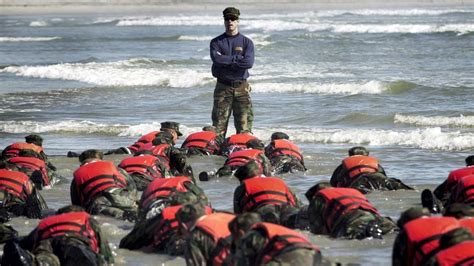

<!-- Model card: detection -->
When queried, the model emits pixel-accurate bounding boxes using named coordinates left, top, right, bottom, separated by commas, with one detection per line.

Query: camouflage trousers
left=212, top=80, right=253, bottom=137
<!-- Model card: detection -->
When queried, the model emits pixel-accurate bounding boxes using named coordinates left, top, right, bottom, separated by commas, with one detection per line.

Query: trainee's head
left=25, top=134, right=43, bottom=147
left=79, top=149, right=103, bottom=164
left=305, top=181, right=332, bottom=201
left=466, top=155, right=474, bottom=166
left=229, top=212, right=261, bottom=242
left=234, top=160, right=262, bottom=181
left=176, top=203, right=208, bottom=231
left=202, top=125, right=217, bottom=132
left=160, top=121, right=182, bottom=144
left=397, top=207, right=430, bottom=228
left=56, top=205, right=85, bottom=214
left=152, top=131, right=175, bottom=145
left=348, top=146, right=369, bottom=156
left=271, top=132, right=289, bottom=141
left=246, top=139, right=264, bottom=150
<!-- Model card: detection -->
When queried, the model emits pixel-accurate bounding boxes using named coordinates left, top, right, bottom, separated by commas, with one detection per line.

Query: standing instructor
left=210, top=7, right=255, bottom=137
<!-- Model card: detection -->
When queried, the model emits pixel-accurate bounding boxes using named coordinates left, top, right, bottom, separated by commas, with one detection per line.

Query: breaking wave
left=2, top=120, right=473, bottom=151
left=395, top=114, right=474, bottom=127
left=0, top=58, right=212, bottom=87
left=0, top=37, right=61, bottom=42
left=252, top=80, right=412, bottom=95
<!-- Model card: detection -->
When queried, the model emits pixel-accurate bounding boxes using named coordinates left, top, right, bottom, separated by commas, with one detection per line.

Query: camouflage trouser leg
left=34, top=239, right=61, bottom=266
left=88, top=192, right=138, bottom=220
left=212, top=81, right=253, bottom=136
left=232, top=81, right=253, bottom=134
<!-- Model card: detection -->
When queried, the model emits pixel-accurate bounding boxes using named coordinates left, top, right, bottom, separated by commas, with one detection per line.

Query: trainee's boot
left=63, top=244, right=98, bottom=266
left=199, top=171, right=216, bottom=181
left=1, top=239, right=33, bottom=266
left=421, top=189, right=442, bottom=214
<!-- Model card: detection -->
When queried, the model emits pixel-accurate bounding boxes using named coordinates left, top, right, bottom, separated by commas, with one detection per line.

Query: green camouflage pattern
left=212, top=81, right=253, bottom=137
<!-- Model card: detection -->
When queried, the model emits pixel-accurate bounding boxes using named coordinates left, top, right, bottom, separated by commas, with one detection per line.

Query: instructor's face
left=224, top=17, right=239, bottom=33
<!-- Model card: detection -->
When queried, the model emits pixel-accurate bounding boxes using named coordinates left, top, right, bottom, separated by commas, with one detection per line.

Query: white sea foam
left=331, top=23, right=474, bottom=35
left=118, top=123, right=202, bottom=138
left=254, top=127, right=474, bottom=151
left=177, top=34, right=271, bottom=46
left=317, top=8, right=472, bottom=17
left=178, top=35, right=214, bottom=41
left=0, top=108, right=42, bottom=114
left=244, top=20, right=474, bottom=34
left=247, top=34, right=273, bottom=46
left=0, top=59, right=212, bottom=87
left=3, top=120, right=472, bottom=151
left=0, top=37, right=60, bottom=42
left=395, top=114, right=474, bottom=127
left=0, top=120, right=127, bottom=134
left=253, top=80, right=387, bottom=95
left=29, top=21, right=48, bottom=27
left=117, top=15, right=219, bottom=26
left=114, top=12, right=474, bottom=35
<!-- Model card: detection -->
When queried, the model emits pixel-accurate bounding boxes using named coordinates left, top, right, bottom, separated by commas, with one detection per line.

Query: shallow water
left=1, top=3, right=474, bottom=265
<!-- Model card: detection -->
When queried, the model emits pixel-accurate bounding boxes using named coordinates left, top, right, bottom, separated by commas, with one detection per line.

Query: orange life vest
left=36, top=211, right=99, bottom=253
left=3, top=142, right=44, bottom=158
left=453, top=175, right=474, bottom=205
left=181, top=131, right=219, bottom=154
left=433, top=241, right=474, bottom=266
left=73, top=160, right=129, bottom=206
left=316, top=187, right=380, bottom=232
left=153, top=205, right=213, bottom=249
left=252, top=222, right=320, bottom=264
left=446, top=166, right=474, bottom=192
left=194, top=212, right=235, bottom=266
left=342, top=155, right=379, bottom=179
left=0, top=169, right=30, bottom=200
left=127, top=131, right=160, bottom=153
left=8, top=156, right=50, bottom=186
left=223, top=134, right=257, bottom=153
left=136, top=143, right=170, bottom=160
left=225, top=149, right=264, bottom=169
left=268, top=139, right=303, bottom=161
left=118, top=155, right=166, bottom=181
left=140, top=176, right=192, bottom=209
left=242, top=177, right=297, bottom=212
left=404, top=216, right=460, bottom=266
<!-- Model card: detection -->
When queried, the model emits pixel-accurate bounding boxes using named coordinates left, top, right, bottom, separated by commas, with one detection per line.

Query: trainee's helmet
left=25, top=134, right=43, bottom=147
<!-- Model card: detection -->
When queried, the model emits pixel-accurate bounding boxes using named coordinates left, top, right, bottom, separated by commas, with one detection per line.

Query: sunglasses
left=224, top=17, right=238, bottom=21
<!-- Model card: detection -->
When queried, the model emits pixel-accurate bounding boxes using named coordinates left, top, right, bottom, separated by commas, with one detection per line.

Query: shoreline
left=2, top=1, right=474, bottom=16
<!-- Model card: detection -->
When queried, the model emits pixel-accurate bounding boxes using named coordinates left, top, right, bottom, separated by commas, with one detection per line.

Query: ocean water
left=1, top=4, right=474, bottom=265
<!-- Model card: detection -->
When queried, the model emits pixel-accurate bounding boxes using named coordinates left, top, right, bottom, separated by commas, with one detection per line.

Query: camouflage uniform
left=70, top=151, right=139, bottom=220
left=212, top=81, right=254, bottom=137
left=2, top=212, right=113, bottom=266
left=330, top=155, right=412, bottom=193
left=120, top=192, right=205, bottom=255
left=0, top=175, right=49, bottom=219
left=308, top=194, right=397, bottom=239
left=233, top=230, right=321, bottom=266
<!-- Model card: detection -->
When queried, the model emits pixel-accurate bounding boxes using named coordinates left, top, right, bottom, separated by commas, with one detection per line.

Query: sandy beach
left=2, top=0, right=474, bottom=15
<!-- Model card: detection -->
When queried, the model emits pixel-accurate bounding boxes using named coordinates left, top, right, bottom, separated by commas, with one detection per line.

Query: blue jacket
left=210, top=32, right=254, bottom=82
